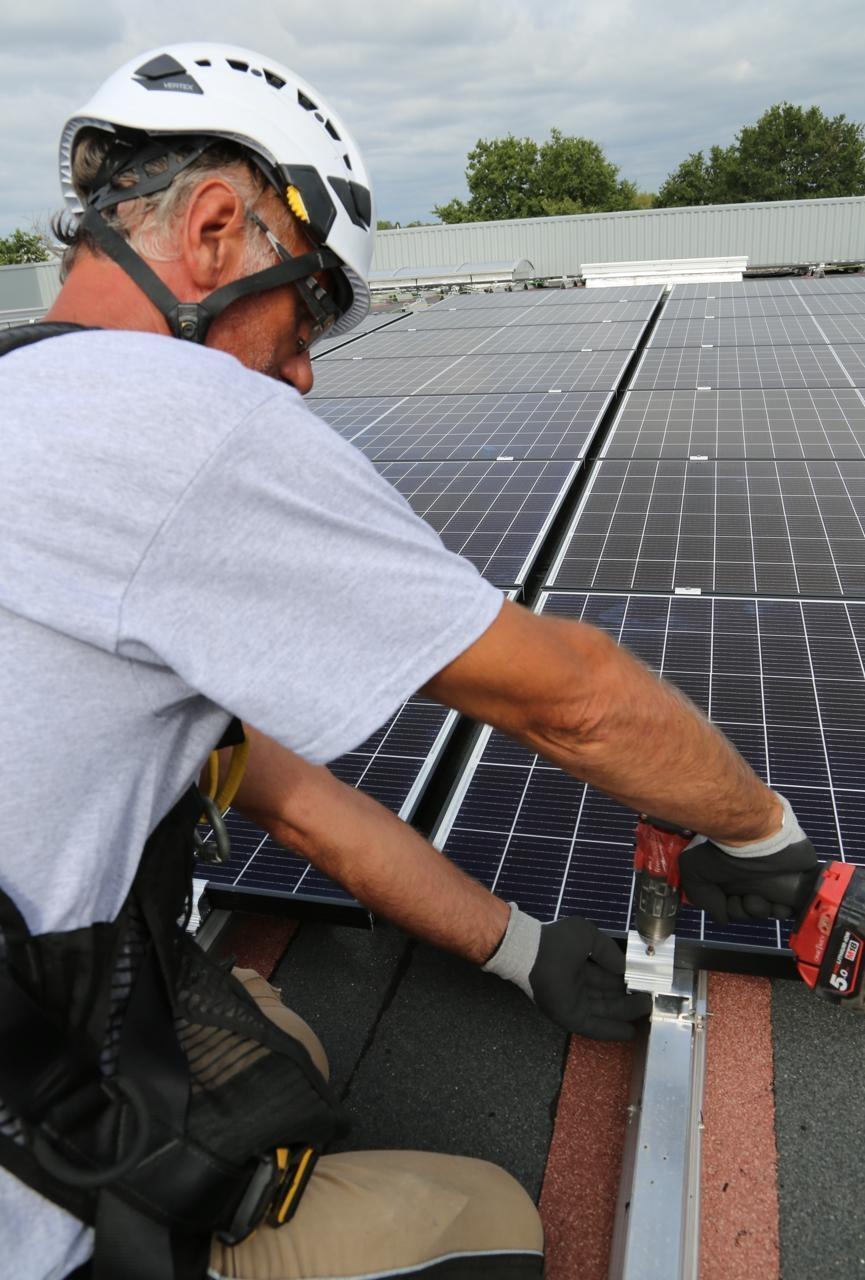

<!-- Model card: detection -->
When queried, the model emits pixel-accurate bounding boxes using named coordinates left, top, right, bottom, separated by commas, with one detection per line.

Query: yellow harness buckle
left=268, top=1145, right=319, bottom=1227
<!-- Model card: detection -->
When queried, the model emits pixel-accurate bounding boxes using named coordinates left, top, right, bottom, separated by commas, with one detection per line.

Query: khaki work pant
left=207, top=970, right=545, bottom=1280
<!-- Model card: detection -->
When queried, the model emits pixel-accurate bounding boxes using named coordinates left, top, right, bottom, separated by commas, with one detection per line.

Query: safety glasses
left=248, top=210, right=341, bottom=345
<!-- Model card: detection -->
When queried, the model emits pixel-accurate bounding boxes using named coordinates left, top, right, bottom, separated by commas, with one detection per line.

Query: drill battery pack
left=790, top=863, right=865, bottom=1011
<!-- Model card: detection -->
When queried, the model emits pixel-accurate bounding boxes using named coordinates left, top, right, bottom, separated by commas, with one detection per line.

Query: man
left=0, top=42, right=816, bottom=1280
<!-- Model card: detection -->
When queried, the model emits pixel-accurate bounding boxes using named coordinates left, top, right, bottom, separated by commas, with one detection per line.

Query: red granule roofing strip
left=218, top=912, right=297, bottom=979
left=539, top=1038, right=633, bottom=1280
left=700, top=973, right=780, bottom=1280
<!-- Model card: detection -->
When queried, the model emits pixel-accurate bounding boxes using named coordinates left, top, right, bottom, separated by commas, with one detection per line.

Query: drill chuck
left=636, top=874, right=682, bottom=947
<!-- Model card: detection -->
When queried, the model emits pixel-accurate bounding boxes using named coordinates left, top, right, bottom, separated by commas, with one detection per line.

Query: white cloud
left=1, top=0, right=865, bottom=232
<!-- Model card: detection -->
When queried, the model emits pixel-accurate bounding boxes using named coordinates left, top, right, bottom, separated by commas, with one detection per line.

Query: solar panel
left=313, top=396, right=405, bottom=439
left=323, top=320, right=648, bottom=360
left=309, top=349, right=633, bottom=397
left=671, top=281, right=801, bottom=299
left=313, top=391, right=611, bottom=461
left=601, top=388, right=865, bottom=460
left=433, top=285, right=662, bottom=309
left=670, top=278, right=865, bottom=300
left=400, top=299, right=658, bottom=328
left=545, top=458, right=865, bottom=596
left=201, top=696, right=460, bottom=914
left=632, top=344, right=860, bottom=390
left=650, top=315, right=833, bottom=348
left=662, top=294, right=865, bottom=321
left=793, top=275, right=865, bottom=294
left=374, top=458, right=580, bottom=586
left=432, top=590, right=865, bottom=961
left=313, top=310, right=408, bottom=356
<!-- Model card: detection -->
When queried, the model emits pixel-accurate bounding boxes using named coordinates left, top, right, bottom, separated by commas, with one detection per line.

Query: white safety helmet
left=59, top=43, right=375, bottom=339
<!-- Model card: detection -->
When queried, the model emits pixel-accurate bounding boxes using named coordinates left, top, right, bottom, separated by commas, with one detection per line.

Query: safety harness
left=0, top=324, right=345, bottom=1278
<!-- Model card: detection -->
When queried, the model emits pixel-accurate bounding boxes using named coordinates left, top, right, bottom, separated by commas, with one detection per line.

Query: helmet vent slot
left=325, top=120, right=341, bottom=142
left=298, top=90, right=318, bottom=111
left=264, top=68, right=286, bottom=90
left=227, top=58, right=249, bottom=72
left=344, top=153, right=352, bottom=171
left=195, top=59, right=211, bottom=67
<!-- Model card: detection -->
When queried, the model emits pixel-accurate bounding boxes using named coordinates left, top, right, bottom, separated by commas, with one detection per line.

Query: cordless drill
left=632, top=816, right=865, bottom=1010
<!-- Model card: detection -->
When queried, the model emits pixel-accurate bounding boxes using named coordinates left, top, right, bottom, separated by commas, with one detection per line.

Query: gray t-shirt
left=0, top=329, right=502, bottom=1279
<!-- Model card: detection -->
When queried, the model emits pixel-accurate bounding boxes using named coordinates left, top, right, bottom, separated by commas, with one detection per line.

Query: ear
left=180, top=178, right=248, bottom=292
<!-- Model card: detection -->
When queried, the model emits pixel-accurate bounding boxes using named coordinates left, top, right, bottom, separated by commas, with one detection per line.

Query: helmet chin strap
left=80, top=206, right=340, bottom=344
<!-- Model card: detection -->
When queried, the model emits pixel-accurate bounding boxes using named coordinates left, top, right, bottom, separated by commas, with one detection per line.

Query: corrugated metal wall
left=0, top=259, right=62, bottom=311
left=372, top=197, right=865, bottom=278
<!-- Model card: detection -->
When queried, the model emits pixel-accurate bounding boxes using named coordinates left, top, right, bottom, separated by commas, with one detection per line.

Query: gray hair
left=55, top=130, right=277, bottom=277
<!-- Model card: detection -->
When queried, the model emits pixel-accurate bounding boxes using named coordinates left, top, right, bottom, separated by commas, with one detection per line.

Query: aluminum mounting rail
left=608, top=956, right=710, bottom=1280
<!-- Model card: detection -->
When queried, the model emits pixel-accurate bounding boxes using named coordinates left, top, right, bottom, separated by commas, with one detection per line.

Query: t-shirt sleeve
left=118, top=393, right=503, bottom=762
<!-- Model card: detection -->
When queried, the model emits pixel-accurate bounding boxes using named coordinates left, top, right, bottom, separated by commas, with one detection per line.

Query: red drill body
left=633, top=818, right=693, bottom=949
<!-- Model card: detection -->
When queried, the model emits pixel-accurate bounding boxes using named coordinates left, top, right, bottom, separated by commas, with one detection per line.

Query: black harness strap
left=0, top=321, right=91, bottom=356
left=80, top=207, right=340, bottom=343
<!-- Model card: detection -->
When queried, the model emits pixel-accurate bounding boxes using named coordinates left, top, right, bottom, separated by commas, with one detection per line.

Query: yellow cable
left=215, top=733, right=250, bottom=812
left=205, top=751, right=219, bottom=802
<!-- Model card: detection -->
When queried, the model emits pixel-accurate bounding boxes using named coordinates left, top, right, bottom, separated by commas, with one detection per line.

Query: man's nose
left=280, top=351, right=314, bottom=394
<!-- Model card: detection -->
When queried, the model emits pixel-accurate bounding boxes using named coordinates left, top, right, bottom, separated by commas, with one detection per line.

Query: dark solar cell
left=323, top=320, right=648, bottom=360
left=201, top=697, right=457, bottom=911
left=632, top=344, right=860, bottom=390
left=434, top=591, right=865, bottom=958
left=546, top=458, right=865, bottom=596
left=314, top=391, right=610, bottom=461
left=601, top=388, right=865, bottom=460
left=309, top=349, right=632, bottom=397
left=375, top=457, right=579, bottom=585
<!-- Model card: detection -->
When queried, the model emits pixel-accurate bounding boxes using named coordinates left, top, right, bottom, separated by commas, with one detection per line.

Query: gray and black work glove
left=482, top=903, right=653, bottom=1041
left=679, top=792, right=819, bottom=924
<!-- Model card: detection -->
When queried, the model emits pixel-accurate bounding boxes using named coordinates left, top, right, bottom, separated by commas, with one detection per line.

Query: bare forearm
left=424, top=602, right=780, bottom=844
left=231, top=730, right=509, bottom=962
left=527, top=630, right=779, bottom=842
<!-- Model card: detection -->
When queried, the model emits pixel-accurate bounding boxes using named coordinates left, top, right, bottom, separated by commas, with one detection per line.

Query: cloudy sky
left=2, top=0, right=865, bottom=235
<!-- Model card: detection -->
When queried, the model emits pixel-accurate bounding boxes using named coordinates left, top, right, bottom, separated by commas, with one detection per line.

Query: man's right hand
left=679, top=793, right=820, bottom=924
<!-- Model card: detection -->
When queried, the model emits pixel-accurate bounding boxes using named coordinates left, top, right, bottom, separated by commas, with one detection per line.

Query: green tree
left=656, top=103, right=865, bottom=207
left=0, top=228, right=52, bottom=265
left=434, top=129, right=637, bottom=223
left=535, top=129, right=636, bottom=214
